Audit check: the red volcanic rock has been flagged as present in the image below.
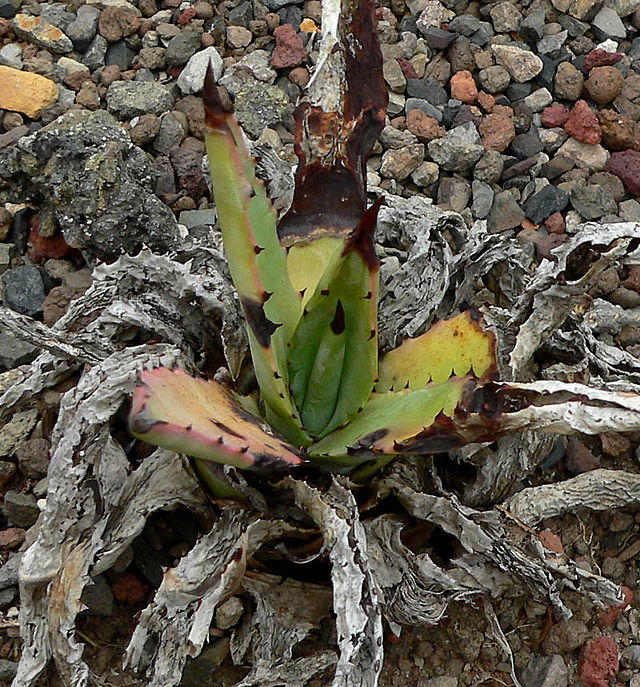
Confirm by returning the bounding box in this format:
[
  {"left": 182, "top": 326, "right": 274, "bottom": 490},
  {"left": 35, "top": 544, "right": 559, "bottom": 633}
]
[
  {"left": 583, "top": 49, "right": 624, "bottom": 73},
  {"left": 585, "top": 66, "right": 625, "bottom": 105},
  {"left": 606, "top": 150, "right": 640, "bottom": 195},
  {"left": 478, "top": 113, "right": 515, "bottom": 152},
  {"left": 450, "top": 70, "right": 478, "bottom": 104},
  {"left": 29, "top": 225, "right": 77, "bottom": 263},
  {"left": 177, "top": 7, "right": 196, "bottom": 24},
  {"left": 271, "top": 23, "right": 306, "bottom": 69},
  {"left": 396, "top": 57, "right": 417, "bottom": 79},
  {"left": 578, "top": 637, "right": 619, "bottom": 687},
  {"left": 598, "top": 586, "right": 634, "bottom": 628},
  {"left": 542, "top": 103, "right": 569, "bottom": 128},
  {"left": 112, "top": 572, "right": 148, "bottom": 605},
  {"left": 563, "top": 100, "right": 601, "bottom": 145}
]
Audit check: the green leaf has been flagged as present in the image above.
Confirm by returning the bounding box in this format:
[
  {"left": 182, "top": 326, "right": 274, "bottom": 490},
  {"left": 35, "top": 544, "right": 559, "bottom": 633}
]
[
  {"left": 203, "top": 66, "right": 309, "bottom": 445},
  {"left": 288, "top": 201, "right": 381, "bottom": 438},
  {"left": 129, "top": 367, "right": 305, "bottom": 470},
  {"left": 376, "top": 309, "right": 497, "bottom": 393},
  {"left": 308, "top": 376, "right": 470, "bottom": 464}
]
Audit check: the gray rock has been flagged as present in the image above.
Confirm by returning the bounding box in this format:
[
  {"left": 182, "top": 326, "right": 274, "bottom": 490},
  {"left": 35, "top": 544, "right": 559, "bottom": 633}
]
[
  {"left": 106, "top": 81, "right": 174, "bottom": 118},
  {"left": 492, "top": 44, "right": 543, "bottom": 82},
  {"left": 2, "top": 265, "right": 47, "bottom": 316},
  {"left": 4, "top": 110, "right": 180, "bottom": 262},
  {"left": 523, "top": 185, "right": 569, "bottom": 223},
  {"left": 234, "top": 83, "right": 289, "bottom": 138},
  {"left": 82, "top": 33, "right": 108, "bottom": 70},
  {"left": 488, "top": 190, "right": 525, "bottom": 231},
  {"left": 0, "top": 409, "right": 37, "bottom": 458},
  {"left": 0, "top": 658, "right": 18, "bottom": 682},
  {"left": 406, "top": 77, "right": 447, "bottom": 106},
  {"left": 0, "top": 43, "right": 23, "bottom": 69},
  {"left": 65, "top": 4, "right": 99, "bottom": 50},
  {"left": 81, "top": 575, "right": 114, "bottom": 616},
  {"left": 178, "top": 209, "right": 215, "bottom": 229},
  {"left": 40, "top": 3, "right": 76, "bottom": 32},
  {"left": 411, "top": 161, "right": 439, "bottom": 186},
  {"left": 437, "top": 176, "right": 470, "bottom": 213},
  {"left": 165, "top": 30, "right": 201, "bottom": 67},
  {"left": 383, "top": 57, "right": 406, "bottom": 93},
  {"left": 570, "top": 184, "right": 618, "bottom": 219},
  {"left": 12, "top": 13, "right": 73, "bottom": 53},
  {"left": 619, "top": 199, "right": 640, "bottom": 221},
  {"left": 629, "top": 645, "right": 640, "bottom": 669},
  {"left": 554, "top": 61, "right": 584, "bottom": 101},
  {"left": 489, "top": 1, "right": 522, "bottom": 32},
  {"left": 0, "top": 0, "right": 20, "bottom": 19},
  {"left": 181, "top": 639, "right": 230, "bottom": 686},
  {"left": 448, "top": 14, "right": 480, "bottom": 36},
  {"left": 537, "top": 29, "right": 568, "bottom": 55},
  {"left": 592, "top": 6, "right": 627, "bottom": 38},
  {"left": 0, "top": 331, "right": 37, "bottom": 370},
  {"left": 428, "top": 122, "right": 484, "bottom": 172},
  {"left": 105, "top": 39, "right": 137, "bottom": 70},
  {"left": 215, "top": 596, "right": 243, "bottom": 630},
  {"left": 0, "top": 586, "right": 16, "bottom": 608},
  {"left": 511, "top": 127, "right": 544, "bottom": 159},
  {"left": 0, "top": 553, "right": 22, "bottom": 589},
  {"left": 261, "top": 0, "right": 303, "bottom": 11},
  {"left": 472, "top": 179, "right": 494, "bottom": 218},
  {"left": 474, "top": 150, "right": 504, "bottom": 183},
  {"left": 478, "top": 65, "right": 511, "bottom": 93},
  {"left": 520, "top": 8, "right": 546, "bottom": 43},
  {"left": 3, "top": 490, "right": 39, "bottom": 527},
  {"left": 469, "top": 21, "right": 494, "bottom": 45},
  {"left": 380, "top": 125, "right": 417, "bottom": 149},
  {"left": 153, "top": 111, "right": 187, "bottom": 154},
  {"left": 524, "top": 87, "right": 553, "bottom": 112},
  {"left": 558, "top": 14, "right": 589, "bottom": 36},
  {"left": 406, "top": 97, "right": 443, "bottom": 122},
  {"left": 16, "top": 437, "right": 50, "bottom": 479},
  {"left": 177, "top": 46, "right": 224, "bottom": 95},
  {"left": 520, "top": 654, "right": 568, "bottom": 687},
  {"left": 228, "top": 0, "right": 253, "bottom": 27},
  {"left": 550, "top": 0, "right": 604, "bottom": 20},
  {"left": 421, "top": 27, "right": 457, "bottom": 50}
]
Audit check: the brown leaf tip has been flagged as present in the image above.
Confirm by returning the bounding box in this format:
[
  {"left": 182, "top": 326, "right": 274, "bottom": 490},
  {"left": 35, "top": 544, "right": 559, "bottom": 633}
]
[{"left": 203, "top": 60, "right": 230, "bottom": 130}]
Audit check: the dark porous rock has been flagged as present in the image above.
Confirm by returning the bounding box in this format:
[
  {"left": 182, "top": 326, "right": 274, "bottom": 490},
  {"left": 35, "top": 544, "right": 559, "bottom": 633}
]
[
  {"left": 520, "top": 654, "right": 568, "bottom": 687},
  {"left": 233, "top": 83, "right": 289, "bottom": 138},
  {"left": 478, "top": 65, "right": 511, "bottom": 94},
  {"left": 446, "top": 38, "right": 476, "bottom": 73},
  {"left": 169, "top": 147, "right": 209, "bottom": 199},
  {"left": 3, "top": 490, "right": 39, "bottom": 527},
  {"left": 43, "top": 285, "right": 84, "bottom": 326},
  {"left": 129, "top": 112, "right": 160, "bottom": 145},
  {"left": 0, "top": 460, "right": 17, "bottom": 486},
  {"left": 3, "top": 110, "right": 179, "bottom": 262},
  {"left": 570, "top": 184, "right": 618, "bottom": 219},
  {"left": 589, "top": 172, "right": 625, "bottom": 202},
  {"left": 0, "top": 0, "right": 20, "bottom": 19},
  {"left": 181, "top": 639, "right": 230, "bottom": 687},
  {"left": 488, "top": 190, "right": 525, "bottom": 232},
  {"left": 511, "top": 126, "right": 544, "bottom": 159},
  {"left": 0, "top": 552, "right": 22, "bottom": 589},
  {"left": 15, "top": 437, "right": 50, "bottom": 479},
  {"left": 609, "top": 286, "right": 640, "bottom": 309},
  {"left": 448, "top": 14, "right": 480, "bottom": 36},
  {"left": 474, "top": 150, "right": 504, "bottom": 183},
  {"left": 228, "top": 1, "right": 253, "bottom": 27},
  {"left": 106, "top": 80, "right": 174, "bottom": 118},
  {"left": 511, "top": 101, "right": 533, "bottom": 134},
  {"left": 165, "top": 30, "right": 201, "bottom": 67},
  {"left": 523, "top": 185, "right": 569, "bottom": 224},
  {"left": 152, "top": 155, "right": 176, "bottom": 196},
  {"left": 153, "top": 111, "right": 188, "bottom": 154},
  {"left": 2, "top": 265, "right": 48, "bottom": 316},
  {"left": 598, "top": 110, "right": 638, "bottom": 152}
]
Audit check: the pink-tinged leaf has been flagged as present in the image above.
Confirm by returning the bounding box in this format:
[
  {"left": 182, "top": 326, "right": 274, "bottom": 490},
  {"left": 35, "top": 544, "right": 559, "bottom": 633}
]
[
  {"left": 130, "top": 367, "right": 305, "bottom": 470},
  {"left": 376, "top": 309, "right": 498, "bottom": 393}
]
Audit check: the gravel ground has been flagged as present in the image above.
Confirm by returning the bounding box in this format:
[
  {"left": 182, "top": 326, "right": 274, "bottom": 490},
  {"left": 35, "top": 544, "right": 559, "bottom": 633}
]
[{"left": 0, "top": 0, "right": 640, "bottom": 684}]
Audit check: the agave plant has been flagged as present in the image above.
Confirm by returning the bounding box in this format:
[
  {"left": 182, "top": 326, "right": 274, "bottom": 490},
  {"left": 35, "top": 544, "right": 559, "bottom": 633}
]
[{"left": 128, "top": 58, "right": 528, "bottom": 486}]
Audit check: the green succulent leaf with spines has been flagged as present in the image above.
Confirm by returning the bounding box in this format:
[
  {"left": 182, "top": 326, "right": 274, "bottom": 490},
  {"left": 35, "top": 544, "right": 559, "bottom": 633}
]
[{"left": 202, "top": 68, "right": 309, "bottom": 446}]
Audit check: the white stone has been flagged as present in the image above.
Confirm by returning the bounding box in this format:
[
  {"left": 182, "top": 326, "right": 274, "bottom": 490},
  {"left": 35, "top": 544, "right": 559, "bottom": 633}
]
[
  {"left": 491, "top": 44, "right": 543, "bottom": 82},
  {"left": 177, "top": 47, "right": 224, "bottom": 95}
]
